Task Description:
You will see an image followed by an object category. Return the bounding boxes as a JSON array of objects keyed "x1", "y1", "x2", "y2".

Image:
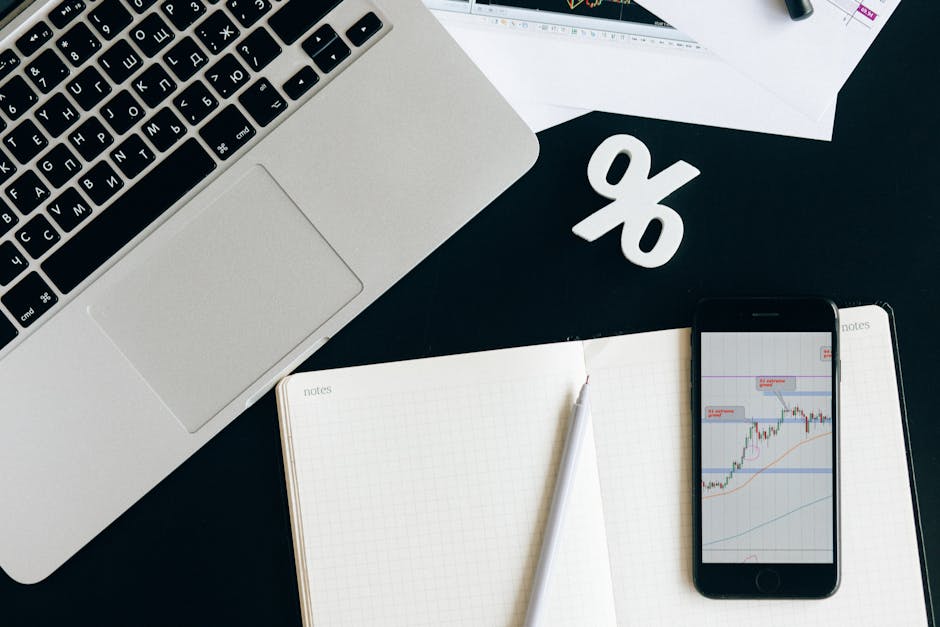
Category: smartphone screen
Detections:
[
  {"x1": 700, "y1": 331, "x2": 833, "y2": 564},
  {"x1": 692, "y1": 299, "x2": 839, "y2": 598}
]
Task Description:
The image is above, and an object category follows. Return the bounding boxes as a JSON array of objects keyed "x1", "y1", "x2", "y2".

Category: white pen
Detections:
[{"x1": 524, "y1": 376, "x2": 592, "y2": 627}]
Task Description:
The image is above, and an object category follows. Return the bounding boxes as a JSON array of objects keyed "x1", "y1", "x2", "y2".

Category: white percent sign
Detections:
[{"x1": 572, "y1": 134, "x2": 700, "y2": 268}]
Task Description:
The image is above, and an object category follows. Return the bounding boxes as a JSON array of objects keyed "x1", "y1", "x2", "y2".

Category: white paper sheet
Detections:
[
  {"x1": 633, "y1": 0, "x2": 900, "y2": 120},
  {"x1": 435, "y1": 11, "x2": 836, "y2": 140}
]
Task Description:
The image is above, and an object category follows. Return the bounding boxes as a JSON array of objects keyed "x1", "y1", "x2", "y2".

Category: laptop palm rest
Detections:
[{"x1": 89, "y1": 166, "x2": 362, "y2": 433}]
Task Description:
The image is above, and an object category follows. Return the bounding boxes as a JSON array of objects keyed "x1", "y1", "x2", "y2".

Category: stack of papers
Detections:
[{"x1": 428, "y1": 0, "x2": 900, "y2": 139}]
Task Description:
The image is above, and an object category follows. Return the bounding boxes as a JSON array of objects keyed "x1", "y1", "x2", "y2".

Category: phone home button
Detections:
[{"x1": 755, "y1": 568, "x2": 781, "y2": 593}]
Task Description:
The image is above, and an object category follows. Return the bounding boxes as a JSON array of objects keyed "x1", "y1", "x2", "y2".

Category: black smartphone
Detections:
[{"x1": 692, "y1": 298, "x2": 840, "y2": 598}]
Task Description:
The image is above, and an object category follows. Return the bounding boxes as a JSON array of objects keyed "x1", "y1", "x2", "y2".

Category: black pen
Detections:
[{"x1": 785, "y1": 0, "x2": 814, "y2": 20}]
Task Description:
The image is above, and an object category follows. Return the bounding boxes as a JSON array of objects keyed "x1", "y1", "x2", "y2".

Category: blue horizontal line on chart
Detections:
[
  {"x1": 701, "y1": 418, "x2": 831, "y2": 423},
  {"x1": 702, "y1": 467, "x2": 831, "y2": 474}
]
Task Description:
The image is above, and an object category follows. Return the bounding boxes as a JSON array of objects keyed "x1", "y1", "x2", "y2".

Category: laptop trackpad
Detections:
[{"x1": 90, "y1": 166, "x2": 362, "y2": 433}]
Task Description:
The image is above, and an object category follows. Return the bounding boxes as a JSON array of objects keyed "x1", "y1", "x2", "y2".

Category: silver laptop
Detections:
[{"x1": 0, "y1": 0, "x2": 538, "y2": 583}]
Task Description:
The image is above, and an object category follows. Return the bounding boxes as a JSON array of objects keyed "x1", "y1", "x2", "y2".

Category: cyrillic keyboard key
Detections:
[
  {"x1": 4, "y1": 119, "x2": 48, "y2": 164},
  {"x1": 25, "y1": 50, "x2": 70, "y2": 94},
  {"x1": 37, "y1": 144, "x2": 83, "y2": 188},
  {"x1": 142, "y1": 107, "x2": 185, "y2": 152},
  {"x1": 101, "y1": 90, "x2": 145, "y2": 134},
  {"x1": 205, "y1": 53, "x2": 247, "y2": 98},
  {"x1": 0, "y1": 75, "x2": 38, "y2": 120},
  {"x1": 283, "y1": 66, "x2": 318, "y2": 101},
  {"x1": 131, "y1": 13, "x2": 175, "y2": 57},
  {"x1": 6, "y1": 171, "x2": 50, "y2": 214},
  {"x1": 2, "y1": 272, "x2": 58, "y2": 327},
  {"x1": 69, "y1": 117, "x2": 113, "y2": 160},
  {"x1": 132, "y1": 64, "x2": 177, "y2": 108},
  {"x1": 227, "y1": 0, "x2": 271, "y2": 28},
  {"x1": 173, "y1": 80, "x2": 217, "y2": 124},
  {"x1": 98, "y1": 39, "x2": 143, "y2": 84},
  {"x1": 42, "y1": 139, "x2": 216, "y2": 293},
  {"x1": 89, "y1": 0, "x2": 133, "y2": 41},
  {"x1": 163, "y1": 36, "x2": 209, "y2": 81},
  {"x1": 0, "y1": 312, "x2": 16, "y2": 348},
  {"x1": 198, "y1": 104, "x2": 254, "y2": 160},
  {"x1": 0, "y1": 240, "x2": 27, "y2": 285},
  {"x1": 195, "y1": 11, "x2": 239, "y2": 54},
  {"x1": 110, "y1": 133, "x2": 154, "y2": 177},
  {"x1": 346, "y1": 12, "x2": 382, "y2": 47},
  {"x1": 35, "y1": 93, "x2": 80, "y2": 138},
  {"x1": 57, "y1": 22, "x2": 102, "y2": 67},
  {"x1": 0, "y1": 149, "x2": 16, "y2": 186},
  {"x1": 0, "y1": 199, "x2": 17, "y2": 236},
  {"x1": 47, "y1": 187, "x2": 92, "y2": 232},
  {"x1": 268, "y1": 0, "x2": 342, "y2": 45},
  {"x1": 78, "y1": 161, "x2": 124, "y2": 205},
  {"x1": 161, "y1": 0, "x2": 206, "y2": 30},
  {"x1": 15, "y1": 214, "x2": 60, "y2": 259},
  {"x1": 67, "y1": 66, "x2": 112, "y2": 111}
]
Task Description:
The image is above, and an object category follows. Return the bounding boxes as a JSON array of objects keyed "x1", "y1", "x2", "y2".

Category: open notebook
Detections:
[{"x1": 276, "y1": 305, "x2": 932, "y2": 626}]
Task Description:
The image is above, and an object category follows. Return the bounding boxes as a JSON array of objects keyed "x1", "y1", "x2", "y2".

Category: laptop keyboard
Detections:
[{"x1": 0, "y1": 0, "x2": 388, "y2": 353}]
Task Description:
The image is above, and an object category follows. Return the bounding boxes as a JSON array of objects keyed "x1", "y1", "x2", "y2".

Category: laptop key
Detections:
[
  {"x1": 47, "y1": 187, "x2": 92, "y2": 232},
  {"x1": 0, "y1": 240, "x2": 27, "y2": 285},
  {"x1": 0, "y1": 76, "x2": 37, "y2": 120},
  {"x1": 0, "y1": 312, "x2": 16, "y2": 348},
  {"x1": 195, "y1": 11, "x2": 239, "y2": 55},
  {"x1": 5, "y1": 119, "x2": 48, "y2": 164},
  {"x1": 161, "y1": 0, "x2": 206, "y2": 30},
  {"x1": 269, "y1": 0, "x2": 343, "y2": 45},
  {"x1": 68, "y1": 66, "x2": 112, "y2": 111},
  {"x1": 237, "y1": 28, "x2": 281, "y2": 72},
  {"x1": 311, "y1": 36, "x2": 349, "y2": 74},
  {"x1": 301, "y1": 24, "x2": 336, "y2": 59},
  {"x1": 25, "y1": 49, "x2": 71, "y2": 94},
  {"x1": 125, "y1": 0, "x2": 159, "y2": 15},
  {"x1": 0, "y1": 50, "x2": 21, "y2": 84},
  {"x1": 36, "y1": 93, "x2": 80, "y2": 138},
  {"x1": 16, "y1": 22, "x2": 53, "y2": 57},
  {"x1": 142, "y1": 107, "x2": 186, "y2": 152},
  {"x1": 57, "y1": 22, "x2": 102, "y2": 67},
  {"x1": 6, "y1": 171, "x2": 51, "y2": 214},
  {"x1": 42, "y1": 138, "x2": 217, "y2": 294},
  {"x1": 238, "y1": 78, "x2": 285, "y2": 127},
  {"x1": 89, "y1": 0, "x2": 133, "y2": 41},
  {"x1": 79, "y1": 161, "x2": 124, "y2": 205},
  {"x1": 133, "y1": 64, "x2": 177, "y2": 108},
  {"x1": 226, "y1": 0, "x2": 271, "y2": 28},
  {"x1": 0, "y1": 200, "x2": 17, "y2": 236},
  {"x1": 199, "y1": 104, "x2": 254, "y2": 160},
  {"x1": 69, "y1": 117, "x2": 114, "y2": 161},
  {"x1": 173, "y1": 80, "x2": 217, "y2": 124},
  {"x1": 38, "y1": 144, "x2": 83, "y2": 188},
  {"x1": 101, "y1": 90, "x2": 145, "y2": 134},
  {"x1": 283, "y1": 66, "x2": 317, "y2": 101},
  {"x1": 346, "y1": 12, "x2": 382, "y2": 47},
  {"x1": 50, "y1": 1, "x2": 87, "y2": 29},
  {"x1": 98, "y1": 39, "x2": 143, "y2": 84},
  {"x1": 2, "y1": 272, "x2": 58, "y2": 328},
  {"x1": 131, "y1": 13, "x2": 176, "y2": 58},
  {"x1": 0, "y1": 149, "x2": 17, "y2": 186},
  {"x1": 111, "y1": 133, "x2": 155, "y2": 177},
  {"x1": 163, "y1": 36, "x2": 209, "y2": 81},
  {"x1": 205, "y1": 53, "x2": 247, "y2": 98},
  {"x1": 15, "y1": 214, "x2": 60, "y2": 259}
]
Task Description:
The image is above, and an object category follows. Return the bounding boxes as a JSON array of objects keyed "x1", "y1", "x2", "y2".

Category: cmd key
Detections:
[
  {"x1": 2, "y1": 272, "x2": 58, "y2": 328},
  {"x1": 199, "y1": 104, "x2": 255, "y2": 160}
]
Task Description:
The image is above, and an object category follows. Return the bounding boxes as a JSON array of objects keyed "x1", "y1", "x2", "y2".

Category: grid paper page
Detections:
[
  {"x1": 281, "y1": 342, "x2": 617, "y2": 627},
  {"x1": 583, "y1": 305, "x2": 928, "y2": 625}
]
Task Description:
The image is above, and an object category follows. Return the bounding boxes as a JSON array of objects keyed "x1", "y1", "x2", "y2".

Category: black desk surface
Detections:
[{"x1": 5, "y1": 2, "x2": 939, "y2": 624}]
